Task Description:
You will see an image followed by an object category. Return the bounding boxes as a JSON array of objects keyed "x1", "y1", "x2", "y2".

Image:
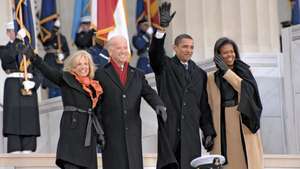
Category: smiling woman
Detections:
[
  {"x1": 24, "y1": 50, "x2": 105, "y2": 169},
  {"x1": 207, "y1": 37, "x2": 264, "y2": 169},
  {"x1": 63, "y1": 50, "x2": 96, "y2": 79}
]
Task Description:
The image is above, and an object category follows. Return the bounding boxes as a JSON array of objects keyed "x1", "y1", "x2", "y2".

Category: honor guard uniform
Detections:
[
  {"x1": 0, "y1": 22, "x2": 41, "y2": 153},
  {"x1": 75, "y1": 16, "x2": 95, "y2": 50},
  {"x1": 39, "y1": 19, "x2": 70, "y2": 98},
  {"x1": 132, "y1": 18, "x2": 153, "y2": 74},
  {"x1": 190, "y1": 155, "x2": 225, "y2": 169},
  {"x1": 87, "y1": 36, "x2": 109, "y2": 68}
]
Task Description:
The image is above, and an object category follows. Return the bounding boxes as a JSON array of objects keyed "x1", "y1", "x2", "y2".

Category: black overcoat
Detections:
[
  {"x1": 149, "y1": 35, "x2": 216, "y2": 169},
  {"x1": 32, "y1": 56, "x2": 98, "y2": 169},
  {"x1": 94, "y1": 63, "x2": 164, "y2": 169},
  {"x1": 0, "y1": 42, "x2": 41, "y2": 137}
]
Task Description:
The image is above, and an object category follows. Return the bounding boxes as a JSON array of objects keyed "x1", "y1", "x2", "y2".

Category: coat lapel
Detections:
[
  {"x1": 104, "y1": 64, "x2": 123, "y2": 90},
  {"x1": 124, "y1": 66, "x2": 135, "y2": 90},
  {"x1": 170, "y1": 57, "x2": 188, "y2": 88},
  {"x1": 185, "y1": 62, "x2": 198, "y2": 89},
  {"x1": 62, "y1": 72, "x2": 89, "y2": 97}
]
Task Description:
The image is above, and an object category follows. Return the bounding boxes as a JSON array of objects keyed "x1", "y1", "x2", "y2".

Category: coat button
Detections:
[
  {"x1": 177, "y1": 128, "x2": 180, "y2": 132},
  {"x1": 122, "y1": 94, "x2": 126, "y2": 98},
  {"x1": 125, "y1": 127, "x2": 128, "y2": 130},
  {"x1": 124, "y1": 110, "x2": 127, "y2": 114},
  {"x1": 185, "y1": 89, "x2": 188, "y2": 93},
  {"x1": 182, "y1": 115, "x2": 185, "y2": 119},
  {"x1": 183, "y1": 102, "x2": 186, "y2": 106},
  {"x1": 72, "y1": 118, "x2": 76, "y2": 122}
]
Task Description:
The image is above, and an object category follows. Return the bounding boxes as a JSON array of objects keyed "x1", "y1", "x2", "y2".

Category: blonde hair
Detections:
[{"x1": 63, "y1": 50, "x2": 96, "y2": 79}]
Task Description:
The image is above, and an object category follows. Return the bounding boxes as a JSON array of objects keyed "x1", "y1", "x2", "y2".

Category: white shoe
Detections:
[
  {"x1": 10, "y1": 151, "x2": 21, "y2": 154},
  {"x1": 22, "y1": 150, "x2": 33, "y2": 154}
]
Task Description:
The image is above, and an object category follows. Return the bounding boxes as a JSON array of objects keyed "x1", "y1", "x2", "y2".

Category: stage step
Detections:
[{"x1": 0, "y1": 154, "x2": 299, "y2": 169}]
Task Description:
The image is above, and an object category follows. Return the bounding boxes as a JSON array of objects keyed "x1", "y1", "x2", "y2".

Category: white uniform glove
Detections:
[
  {"x1": 57, "y1": 53, "x2": 65, "y2": 61},
  {"x1": 23, "y1": 80, "x2": 35, "y2": 90},
  {"x1": 17, "y1": 28, "x2": 27, "y2": 40},
  {"x1": 146, "y1": 26, "x2": 154, "y2": 35}
]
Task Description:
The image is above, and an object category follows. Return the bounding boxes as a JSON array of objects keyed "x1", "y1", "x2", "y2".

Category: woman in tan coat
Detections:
[{"x1": 207, "y1": 37, "x2": 264, "y2": 169}]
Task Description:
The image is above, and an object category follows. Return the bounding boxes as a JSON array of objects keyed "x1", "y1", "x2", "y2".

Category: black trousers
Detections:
[
  {"x1": 174, "y1": 136, "x2": 181, "y2": 169},
  {"x1": 7, "y1": 134, "x2": 37, "y2": 153}
]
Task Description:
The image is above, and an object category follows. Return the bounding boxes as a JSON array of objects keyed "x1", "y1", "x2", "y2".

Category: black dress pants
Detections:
[{"x1": 7, "y1": 134, "x2": 36, "y2": 153}]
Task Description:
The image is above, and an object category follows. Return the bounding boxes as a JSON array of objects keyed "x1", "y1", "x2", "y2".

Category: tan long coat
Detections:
[{"x1": 207, "y1": 69, "x2": 264, "y2": 169}]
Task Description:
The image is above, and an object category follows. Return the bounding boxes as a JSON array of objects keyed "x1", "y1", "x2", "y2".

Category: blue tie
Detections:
[{"x1": 184, "y1": 64, "x2": 188, "y2": 70}]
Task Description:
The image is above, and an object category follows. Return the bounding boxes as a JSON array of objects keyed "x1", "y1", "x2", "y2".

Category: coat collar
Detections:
[
  {"x1": 62, "y1": 72, "x2": 89, "y2": 97},
  {"x1": 104, "y1": 63, "x2": 135, "y2": 90},
  {"x1": 171, "y1": 56, "x2": 198, "y2": 89}
]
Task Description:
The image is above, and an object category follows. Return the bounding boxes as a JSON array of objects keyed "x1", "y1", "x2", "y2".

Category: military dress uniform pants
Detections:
[{"x1": 7, "y1": 134, "x2": 36, "y2": 153}]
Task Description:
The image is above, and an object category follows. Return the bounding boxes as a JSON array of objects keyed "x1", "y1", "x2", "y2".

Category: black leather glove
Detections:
[
  {"x1": 156, "y1": 105, "x2": 167, "y2": 122},
  {"x1": 97, "y1": 134, "x2": 105, "y2": 151},
  {"x1": 24, "y1": 47, "x2": 36, "y2": 59},
  {"x1": 214, "y1": 54, "x2": 229, "y2": 72},
  {"x1": 159, "y1": 2, "x2": 176, "y2": 28},
  {"x1": 202, "y1": 135, "x2": 214, "y2": 151},
  {"x1": 14, "y1": 41, "x2": 36, "y2": 60}
]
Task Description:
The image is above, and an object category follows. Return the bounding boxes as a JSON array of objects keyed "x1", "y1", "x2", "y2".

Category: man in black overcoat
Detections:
[
  {"x1": 94, "y1": 35, "x2": 167, "y2": 169},
  {"x1": 149, "y1": 2, "x2": 216, "y2": 169}
]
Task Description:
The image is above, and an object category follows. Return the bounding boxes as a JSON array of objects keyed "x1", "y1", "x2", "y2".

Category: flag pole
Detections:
[
  {"x1": 146, "y1": 0, "x2": 151, "y2": 26},
  {"x1": 18, "y1": 0, "x2": 32, "y2": 95}
]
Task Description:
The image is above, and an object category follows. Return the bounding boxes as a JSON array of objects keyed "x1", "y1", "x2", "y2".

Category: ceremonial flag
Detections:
[
  {"x1": 135, "y1": 0, "x2": 160, "y2": 29},
  {"x1": 91, "y1": 0, "x2": 129, "y2": 43},
  {"x1": 71, "y1": 0, "x2": 91, "y2": 42},
  {"x1": 292, "y1": 0, "x2": 300, "y2": 25},
  {"x1": 15, "y1": 0, "x2": 36, "y2": 48},
  {"x1": 39, "y1": 0, "x2": 58, "y2": 43}
]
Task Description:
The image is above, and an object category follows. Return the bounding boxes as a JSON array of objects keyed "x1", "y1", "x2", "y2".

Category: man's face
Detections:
[
  {"x1": 173, "y1": 38, "x2": 194, "y2": 63},
  {"x1": 6, "y1": 29, "x2": 16, "y2": 41},
  {"x1": 109, "y1": 37, "x2": 129, "y2": 65},
  {"x1": 81, "y1": 23, "x2": 91, "y2": 32}
]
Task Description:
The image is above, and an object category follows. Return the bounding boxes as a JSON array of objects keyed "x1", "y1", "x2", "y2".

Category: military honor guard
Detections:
[
  {"x1": 39, "y1": 19, "x2": 70, "y2": 98},
  {"x1": 0, "y1": 22, "x2": 41, "y2": 153},
  {"x1": 75, "y1": 16, "x2": 95, "y2": 50}
]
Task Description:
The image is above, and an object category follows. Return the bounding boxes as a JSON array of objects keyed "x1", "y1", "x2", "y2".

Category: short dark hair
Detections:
[{"x1": 174, "y1": 34, "x2": 193, "y2": 46}]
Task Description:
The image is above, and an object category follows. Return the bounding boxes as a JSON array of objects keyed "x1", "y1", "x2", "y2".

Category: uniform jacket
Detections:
[
  {"x1": 0, "y1": 41, "x2": 41, "y2": 137},
  {"x1": 75, "y1": 29, "x2": 94, "y2": 49},
  {"x1": 41, "y1": 32, "x2": 70, "y2": 88},
  {"x1": 87, "y1": 44, "x2": 109, "y2": 69}
]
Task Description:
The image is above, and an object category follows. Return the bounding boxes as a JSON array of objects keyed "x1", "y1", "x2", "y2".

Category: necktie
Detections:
[
  {"x1": 183, "y1": 64, "x2": 191, "y2": 82},
  {"x1": 183, "y1": 63, "x2": 188, "y2": 70}
]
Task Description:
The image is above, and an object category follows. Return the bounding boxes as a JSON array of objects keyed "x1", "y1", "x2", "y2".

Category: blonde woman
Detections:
[{"x1": 29, "y1": 50, "x2": 104, "y2": 169}]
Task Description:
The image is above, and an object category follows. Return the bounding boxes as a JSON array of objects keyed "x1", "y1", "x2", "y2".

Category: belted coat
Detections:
[{"x1": 32, "y1": 56, "x2": 100, "y2": 169}]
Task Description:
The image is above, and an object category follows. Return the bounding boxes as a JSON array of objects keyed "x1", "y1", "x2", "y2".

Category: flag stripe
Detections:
[
  {"x1": 39, "y1": 0, "x2": 58, "y2": 42},
  {"x1": 135, "y1": 0, "x2": 160, "y2": 29}
]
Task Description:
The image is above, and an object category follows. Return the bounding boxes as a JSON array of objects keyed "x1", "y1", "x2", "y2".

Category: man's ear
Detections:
[{"x1": 173, "y1": 44, "x2": 177, "y2": 52}]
